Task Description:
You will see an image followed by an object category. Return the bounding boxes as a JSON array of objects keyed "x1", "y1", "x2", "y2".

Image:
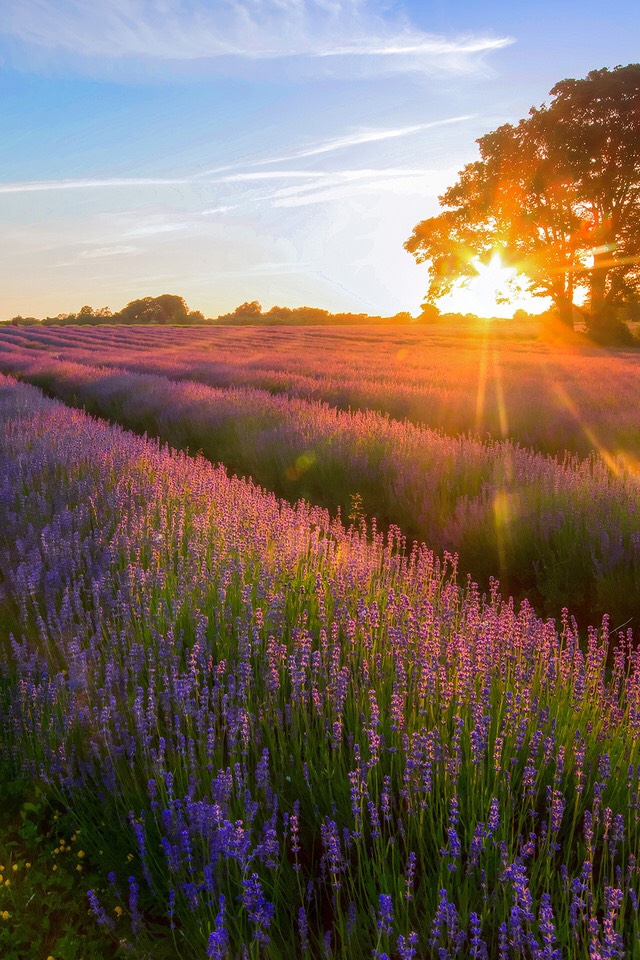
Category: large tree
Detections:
[{"x1": 405, "y1": 64, "x2": 640, "y2": 340}]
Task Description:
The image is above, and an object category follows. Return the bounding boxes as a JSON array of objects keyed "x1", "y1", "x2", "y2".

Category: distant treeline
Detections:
[
  {"x1": 8, "y1": 296, "x2": 205, "y2": 327},
  {"x1": 214, "y1": 300, "x2": 415, "y2": 326},
  {"x1": 6, "y1": 293, "x2": 546, "y2": 327}
]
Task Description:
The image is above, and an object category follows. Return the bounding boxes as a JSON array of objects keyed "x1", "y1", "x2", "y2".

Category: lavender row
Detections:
[
  {"x1": 2, "y1": 323, "x2": 640, "y2": 459},
  {"x1": 1, "y1": 348, "x2": 639, "y2": 627},
  {"x1": 1, "y1": 374, "x2": 640, "y2": 956}
]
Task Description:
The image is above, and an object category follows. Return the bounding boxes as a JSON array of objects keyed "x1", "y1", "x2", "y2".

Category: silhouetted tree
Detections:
[
  {"x1": 405, "y1": 64, "x2": 640, "y2": 344},
  {"x1": 416, "y1": 303, "x2": 441, "y2": 324},
  {"x1": 116, "y1": 295, "x2": 190, "y2": 325},
  {"x1": 10, "y1": 315, "x2": 40, "y2": 326},
  {"x1": 214, "y1": 302, "x2": 411, "y2": 325}
]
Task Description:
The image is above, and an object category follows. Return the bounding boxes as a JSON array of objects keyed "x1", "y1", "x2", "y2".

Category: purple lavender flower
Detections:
[
  {"x1": 404, "y1": 851, "x2": 417, "y2": 901},
  {"x1": 128, "y1": 876, "x2": 143, "y2": 935},
  {"x1": 207, "y1": 895, "x2": 229, "y2": 959},
  {"x1": 397, "y1": 932, "x2": 418, "y2": 960},
  {"x1": 488, "y1": 797, "x2": 500, "y2": 835},
  {"x1": 298, "y1": 906, "x2": 310, "y2": 952},
  {"x1": 468, "y1": 912, "x2": 488, "y2": 960},
  {"x1": 498, "y1": 921, "x2": 509, "y2": 960},
  {"x1": 87, "y1": 889, "x2": 115, "y2": 930},
  {"x1": 377, "y1": 894, "x2": 394, "y2": 937},
  {"x1": 240, "y1": 873, "x2": 275, "y2": 944},
  {"x1": 320, "y1": 818, "x2": 345, "y2": 890},
  {"x1": 538, "y1": 893, "x2": 561, "y2": 959}
]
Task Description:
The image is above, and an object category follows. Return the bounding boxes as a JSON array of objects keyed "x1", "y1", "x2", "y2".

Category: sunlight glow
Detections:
[
  {"x1": 440, "y1": 250, "x2": 540, "y2": 319},
  {"x1": 471, "y1": 252, "x2": 518, "y2": 317},
  {"x1": 548, "y1": 379, "x2": 624, "y2": 477}
]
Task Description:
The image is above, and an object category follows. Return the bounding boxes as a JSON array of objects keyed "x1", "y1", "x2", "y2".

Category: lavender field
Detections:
[
  {"x1": 1, "y1": 326, "x2": 640, "y2": 625},
  {"x1": 1, "y1": 327, "x2": 640, "y2": 958},
  {"x1": 3, "y1": 323, "x2": 640, "y2": 457}
]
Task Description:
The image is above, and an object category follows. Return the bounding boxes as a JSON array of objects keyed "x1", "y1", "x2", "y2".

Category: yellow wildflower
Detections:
[
  {"x1": 1, "y1": 910, "x2": 10, "y2": 920},
  {"x1": 76, "y1": 865, "x2": 82, "y2": 872},
  {"x1": 12, "y1": 864, "x2": 18, "y2": 872},
  {"x1": 114, "y1": 905, "x2": 124, "y2": 917},
  {"x1": 77, "y1": 850, "x2": 85, "y2": 859}
]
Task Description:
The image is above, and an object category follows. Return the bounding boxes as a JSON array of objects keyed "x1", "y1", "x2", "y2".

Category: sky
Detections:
[{"x1": 1, "y1": 1, "x2": 639, "y2": 321}]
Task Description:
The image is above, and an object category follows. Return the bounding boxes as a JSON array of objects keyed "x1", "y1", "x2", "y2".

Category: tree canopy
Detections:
[
  {"x1": 117, "y1": 294, "x2": 192, "y2": 325},
  {"x1": 405, "y1": 64, "x2": 640, "y2": 342}
]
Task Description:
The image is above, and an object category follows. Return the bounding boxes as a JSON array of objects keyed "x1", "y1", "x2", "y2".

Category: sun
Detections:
[
  {"x1": 475, "y1": 252, "x2": 515, "y2": 292},
  {"x1": 465, "y1": 252, "x2": 519, "y2": 318},
  {"x1": 439, "y1": 251, "x2": 540, "y2": 319}
]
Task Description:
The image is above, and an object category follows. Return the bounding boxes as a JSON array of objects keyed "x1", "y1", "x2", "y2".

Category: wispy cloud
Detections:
[
  {"x1": 201, "y1": 205, "x2": 239, "y2": 216},
  {"x1": 0, "y1": 171, "x2": 325, "y2": 196},
  {"x1": 245, "y1": 117, "x2": 475, "y2": 165},
  {"x1": 202, "y1": 165, "x2": 453, "y2": 207},
  {"x1": 260, "y1": 167, "x2": 455, "y2": 207},
  {"x1": 0, "y1": 164, "x2": 451, "y2": 214},
  {"x1": 1, "y1": 1, "x2": 512, "y2": 74},
  {"x1": 78, "y1": 245, "x2": 138, "y2": 259},
  {"x1": 217, "y1": 171, "x2": 332, "y2": 183},
  {"x1": 197, "y1": 166, "x2": 454, "y2": 208},
  {"x1": 0, "y1": 177, "x2": 188, "y2": 195},
  {"x1": 205, "y1": 262, "x2": 314, "y2": 279},
  {"x1": 319, "y1": 36, "x2": 513, "y2": 57},
  {"x1": 224, "y1": 168, "x2": 438, "y2": 188},
  {"x1": 0, "y1": 114, "x2": 471, "y2": 198},
  {"x1": 126, "y1": 221, "x2": 193, "y2": 238}
]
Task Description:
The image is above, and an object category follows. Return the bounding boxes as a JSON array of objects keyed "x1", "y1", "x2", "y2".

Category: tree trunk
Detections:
[
  {"x1": 555, "y1": 296, "x2": 574, "y2": 329},
  {"x1": 589, "y1": 249, "x2": 609, "y2": 319},
  {"x1": 585, "y1": 250, "x2": 632, "y2": 343}
]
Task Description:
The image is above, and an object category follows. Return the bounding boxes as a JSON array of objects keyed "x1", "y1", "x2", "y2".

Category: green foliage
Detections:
[{"x1": 0, "y1": 775, "x2": 129, "y2": 960}]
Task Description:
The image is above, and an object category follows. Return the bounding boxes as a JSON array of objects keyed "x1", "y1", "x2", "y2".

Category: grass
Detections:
[{"x1": 0, "y1": 772, "x2": 127, "y2": 960}]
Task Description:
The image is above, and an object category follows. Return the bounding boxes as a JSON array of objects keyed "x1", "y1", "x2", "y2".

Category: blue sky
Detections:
[{"x1": 1, "y1": 0, "x2": 638, "y2": 319}]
